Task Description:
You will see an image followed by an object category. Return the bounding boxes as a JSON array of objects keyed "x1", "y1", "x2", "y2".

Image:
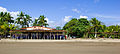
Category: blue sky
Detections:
[{"x1": 0, "y1": 0, "x2": 120, "y2": 28}]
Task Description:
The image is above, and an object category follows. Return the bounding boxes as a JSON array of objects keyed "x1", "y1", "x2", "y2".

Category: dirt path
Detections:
[{"x1": 0, "y1": 42, "x2": 120, "y2": 54}]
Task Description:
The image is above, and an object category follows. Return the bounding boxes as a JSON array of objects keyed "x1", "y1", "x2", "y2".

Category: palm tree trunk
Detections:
[{"x1": 95, "y1": 27, "x2": 97, "y2": 38}]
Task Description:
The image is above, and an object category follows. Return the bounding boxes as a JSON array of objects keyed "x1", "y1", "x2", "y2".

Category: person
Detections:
[{"x1": 65, "y1": 35, "x2": 67, "y2": 40}]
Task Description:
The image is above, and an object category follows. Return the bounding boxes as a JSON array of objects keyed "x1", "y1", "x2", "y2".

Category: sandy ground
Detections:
[
  {"x1": 1, "y1": 38, "x2": 120, "y2": 42},
  {"x1": 0, "y1": 42, "x2": 120, "y2": 54}
]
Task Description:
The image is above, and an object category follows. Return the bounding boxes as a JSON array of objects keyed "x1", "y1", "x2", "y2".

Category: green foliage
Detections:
[
  {"x1": 63, "y1": 17, "x2": 120, "y2": 39},
  {"x1": 56, "y1": 26, "x2": 61, "y2": 30},
  {"x1": 15, "y1": 12, "x2": 32, "y2": 28},
  {"x1": 63, "y1": 18, "x2": 90, "y2": 38},
  {"x1": 1, "y1": 11, "x2": 120, "y2": 39},
  {"x1": 33, "y1": 15, "x2": 48, "y2": 27}
]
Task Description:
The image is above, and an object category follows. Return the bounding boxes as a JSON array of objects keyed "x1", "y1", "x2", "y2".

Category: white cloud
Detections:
[
  {"x1": 80, "y1": 16, "x2": 88, "y2": 18},
  {"x1": 89, "y1": 13, "x2": 120, "y2": 19},
  {"x1": 64, "y1": 16, "x2": 72, "y2": 22},
  {"x1": 45, "y1": 17, "x2": 55, "y2": 27},
  {"x1": 72, "y1": 9, "x2": 80, "y2": 13},
  {"x1": 45, "y1": 18, "x2": 54, "y2": 23},
  {"x1": 0, "y1": 6, "x2": 19, "y2": 19},
  {"x1": 0, "y1": 6, "x2": 7, "y2": 12},
  {"x1": 94, "y1": 0, "x2": 100, "y2": 3},
  {"x1": 9, "y1": 11, "x2": 19, "y2": 19}
]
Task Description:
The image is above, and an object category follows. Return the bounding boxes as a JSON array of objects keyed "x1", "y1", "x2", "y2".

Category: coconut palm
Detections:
[
  {"x1": 6, "y1": 13, "x2": 14, "y2": 24},
  {"x1": 33, "y1": 18, "x2": 38, "y2": 26},
  {"x1": 16, "y1": 12, "x2": 32, "y2": 28},
  {"x1": 33, "y1": 15, "x2": 49, "y2": 27},
  {"x1": 38, "y1": 15, "x2": 48, "y2": 27},
  {"x1": 24, "y1": 14, "x2": 32, "y2": 27},
  {"x1": 16, "y1": 11, "x2": 25, "y2": 28},
  {"x1": 90, "y1": 18, "x2": 102, "y2": 38}
]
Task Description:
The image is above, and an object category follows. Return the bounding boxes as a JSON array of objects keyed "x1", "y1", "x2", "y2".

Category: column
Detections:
[
  {"x1": 50, "y1": 32, "x2": 51, "y2": 40},
  {"x1": 60, "y1": 36, "x2": 61, "y2": 40},
  {"x1": 21, "y1": 33, "x2": 22, "y2": 39},
  {"x1": 31, "y1": 33, "x2": 32, "y2": 39},
  {"x1": 15, "y1": 34, "x2": 17, "y2": 39},
  {"x1": 54, "y1": 35, "x2": 55, "y2": 40},
  {"x1": 10, "y1": 33, "x2": 11, "y2": 39},
  {"x1": 36, "y1": 33, "x2": 38, "y2": 39},
  {"x1": 26, "y1": 34, "x2": 27, "y2": 39},
  {"x1": 57, "y1": 32, "x2": 58, "y2": 40},
  {"x1": 43, "y1": 33, "x2": 45, "y2": 40}
]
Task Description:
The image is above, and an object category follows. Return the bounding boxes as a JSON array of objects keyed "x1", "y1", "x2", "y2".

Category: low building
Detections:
[{"x1": 10, "y1": 26, "x2": 66, "y2": 40}]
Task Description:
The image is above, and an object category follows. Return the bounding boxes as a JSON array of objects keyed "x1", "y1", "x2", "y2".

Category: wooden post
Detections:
[
  {"x1": 38, "y1": 33, "x2": 39, "y2": 39},
  {"x1": 10, "y1": 33, "x2": 11, "y2": 39},
  {"x1": 43, "y1": 33, "x2": 45, "y2": 40},
  {"x1": 36, "y1": 33, "x2": 38, "y2": 39},
  {"x1": 20, "y1": 33, "x2": 22, "y2": 39},
  {"x1": 57, "y1": 32, "x2": 58, "y2": 40},
  {"x1": 15, "y1": 34, "x2": 17, "y2": 39},
  {"x1": 50, "y1": 32, "x2": 51, "y2": 40},
  {"x1": 60, "y1": 36, "x2": 61, "y2": 40},
  {"x1": 31, "y1": 33, "x2": 32, "y2": 39},
  {"x1": 54, "y1": 35, "x2": 55, "y2": 40},
  {"x1": 26, "y1": 34, "x2": 27, "y2": 39}
]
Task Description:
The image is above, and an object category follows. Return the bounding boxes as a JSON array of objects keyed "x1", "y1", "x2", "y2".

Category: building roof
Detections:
[
  {"x1": 10, "y1": 26, "x2": 66, "y2": 33},
  {"x1": 20, "y1": 26, "x2": 54, "y2": 30}
]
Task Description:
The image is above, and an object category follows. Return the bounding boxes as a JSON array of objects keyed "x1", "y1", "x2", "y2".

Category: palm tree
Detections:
[
  {"x1": 16, "y1": 12, "x2": 32, "y2": 28},
  {"x1": 33, "y1": 18, "x2": 38, "y2": 26},
  {"x1": 0, "y1": 22, "x2": 9, "y2": 38},
  {"x1": 24, "y1": 14, "x2": 32, "y2": 27},
  {"x1": 16, "y1": 11, "x2": 25, "y2": 28},
  {"x1": 0, "y1": 12, "x2": 15, "y2": 38},
  {"x1": 38, "y1": 15, "x2": 48, "y2": 27},
  {"x1": 0, "y1": 12, "x2": 7, "y2": 23},
  {"x1": 6, "y1": 13, "x2": 14, "y2": 24},
  {"x1": 90, "y1": 18, "x2": 102, "y2": 38},
  {"x1": 56, "y1": 26, "x2": 61, "y2": 30}
]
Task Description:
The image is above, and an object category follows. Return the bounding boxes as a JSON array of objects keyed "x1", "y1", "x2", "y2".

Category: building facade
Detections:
[{"x1": 10, "y1": 26, "x2": 66, "y2": 40}]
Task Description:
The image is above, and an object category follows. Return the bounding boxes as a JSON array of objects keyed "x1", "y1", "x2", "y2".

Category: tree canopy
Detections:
[{"x1": 0, "y1": 11, "x2": 120, "y2": 39}]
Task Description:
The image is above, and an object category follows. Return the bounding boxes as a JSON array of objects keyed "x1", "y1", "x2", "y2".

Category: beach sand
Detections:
[{"x1": 0, "y1": 42, "x2": 120, "y2": 54}]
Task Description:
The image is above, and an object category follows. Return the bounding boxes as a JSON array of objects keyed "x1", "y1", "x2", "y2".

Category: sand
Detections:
[{"x1": 0, "y1": 42, "x2": 120, "y2": 54}]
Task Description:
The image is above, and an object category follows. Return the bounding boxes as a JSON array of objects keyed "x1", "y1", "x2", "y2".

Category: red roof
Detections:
[{"x1": 20, "y1": 26, "x2": 54, "y2": 30}]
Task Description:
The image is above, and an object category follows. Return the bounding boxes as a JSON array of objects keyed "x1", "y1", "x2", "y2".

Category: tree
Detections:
[
  {"x1": 63, "y1": 18, "x2": 90, "y2": 38},
  {"x1": 16, "y1": 12, "x2": 32, "y2": 28},
  {"x1": 0, "y1": 12, "x2": 17, "y2": 38},
  {"x1": 33, "y1": 18, "x2": 38, "y2": 26},
  {"x1": 24, "y1": 14, "x2": 32, "y2": 27},
  {"x1": 89, "y1": 18, "x2": 102, "y2": 38},
  {"x1": 56, "y1": 26, "x2": 61, "y2": 30},
  {"x1": 16, "y1": 11, "x2": 25, "y2": 28},
  {"x1": 6, "y1": 13, "x2": 14, "y2": 24},
  {"x1": 38, "y1": 15, "x2": 48, "y2": 27},
  {"x1": 63, "y1": 18, "x2": 78, "y2": 36},
  {"x1": 32, "y1": 15, "x2": 49, "y2": 27}
]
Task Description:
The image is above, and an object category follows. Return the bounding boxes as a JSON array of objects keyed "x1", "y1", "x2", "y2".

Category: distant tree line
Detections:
[
  {"x1": 63, "y1": 18, "x2": 120, "y2": 39},
  {"x1": 0, "y1": 11, "x2": 48, "y2": 38},
  {"x1": 0, "y1": 11, "x2": 120, "y2": 39}
]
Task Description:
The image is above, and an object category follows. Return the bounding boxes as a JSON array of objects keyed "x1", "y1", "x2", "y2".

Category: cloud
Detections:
[
  {"x1": 89, "y1": 13, "x2": 120, "y2": 19},
  {"x1": 45, "y1": 17, "x2": 55, "y2": 27},
  {"x1": 9, "y1": 11, "x2": 19, "y2": 19},
  {"x1": 0, "y1": 6, "x2": 19, "y2": 19},
  {"x1": 45, "y1": 18, "x2": 54, "y2": 23},
  {"x1": 80, "y1": 16, "x2": 88, "y2": 18},
  {"x1": 0, "y1": 6, "x2": 7, "y2": 12},
  {"x1": 64, "y1": 16, "x2": 72, "y2": 22},
  {"x1": 94, "y1": 0, "x2": 100, "y2": 3},
  {"x1": 72, "y1": 9, "x2": 80, "y2": 13}
]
